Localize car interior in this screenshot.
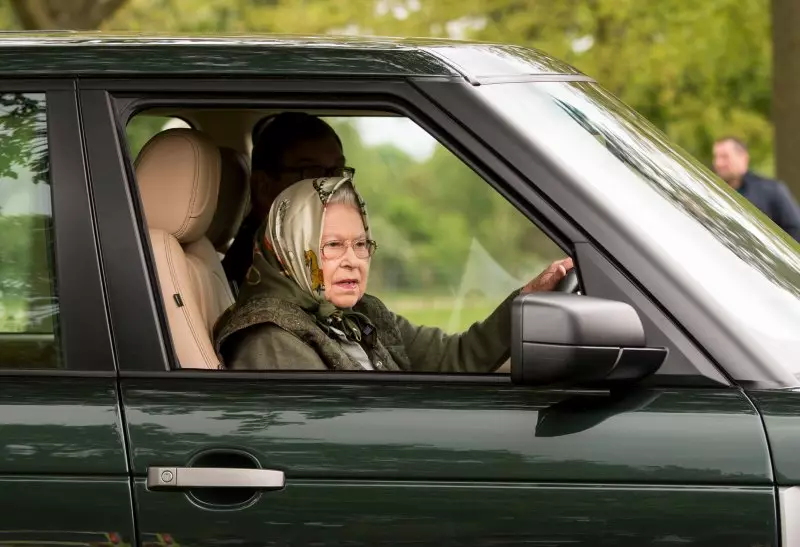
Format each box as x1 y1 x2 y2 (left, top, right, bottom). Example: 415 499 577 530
128 109 278 369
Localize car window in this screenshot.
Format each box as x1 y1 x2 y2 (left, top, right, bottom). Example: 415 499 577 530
475 81 800 384
0 92 60 369
126 110 564 371
126 115 192 160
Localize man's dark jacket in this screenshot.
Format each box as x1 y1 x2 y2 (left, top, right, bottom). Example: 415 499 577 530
222 212 261 291
737 171 800 241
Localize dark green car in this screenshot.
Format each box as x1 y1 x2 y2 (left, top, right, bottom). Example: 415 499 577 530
0 32 798 546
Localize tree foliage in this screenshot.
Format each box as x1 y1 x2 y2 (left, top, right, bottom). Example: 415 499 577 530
0 94 48 188
1 0 778 176
10 0 128 30
102 0 776 176
0 94 54 334
771 0 800 198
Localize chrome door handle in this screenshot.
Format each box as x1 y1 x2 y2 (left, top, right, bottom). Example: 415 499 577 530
147 467 285 490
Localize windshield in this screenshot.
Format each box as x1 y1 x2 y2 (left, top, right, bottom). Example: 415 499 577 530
475 81 800 384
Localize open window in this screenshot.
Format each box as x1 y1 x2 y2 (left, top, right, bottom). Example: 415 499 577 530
122 106 565 372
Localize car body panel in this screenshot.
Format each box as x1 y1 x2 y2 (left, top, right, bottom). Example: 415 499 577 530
0 379 133 545
0 378 127 473
0 483 134 546
133 480 775 547
123 381 772 484
123 379 774 544
748 389 800 485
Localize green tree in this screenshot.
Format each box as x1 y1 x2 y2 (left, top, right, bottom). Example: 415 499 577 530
267 0 773 174
772 0 800 198
10 0 129 30
0 94 48 187
1 0 783 180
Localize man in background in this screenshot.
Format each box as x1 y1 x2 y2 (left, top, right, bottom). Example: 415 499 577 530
712 136 800 241
222 113 350 289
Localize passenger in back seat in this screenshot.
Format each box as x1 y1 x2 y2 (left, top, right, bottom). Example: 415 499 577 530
222 112 350 290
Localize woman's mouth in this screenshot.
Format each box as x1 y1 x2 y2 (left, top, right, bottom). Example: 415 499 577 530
334 279 359 290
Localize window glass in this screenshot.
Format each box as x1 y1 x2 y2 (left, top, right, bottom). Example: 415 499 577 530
126 115 191 160
326 116 564 332
475 81 800 384
0 93 59 369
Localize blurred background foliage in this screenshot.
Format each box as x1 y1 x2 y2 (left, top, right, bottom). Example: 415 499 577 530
2 0 780 175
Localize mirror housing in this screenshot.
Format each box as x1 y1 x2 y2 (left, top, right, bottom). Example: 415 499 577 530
510 293 666 386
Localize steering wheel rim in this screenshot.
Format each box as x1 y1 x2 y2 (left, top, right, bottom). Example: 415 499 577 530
555 268 580 294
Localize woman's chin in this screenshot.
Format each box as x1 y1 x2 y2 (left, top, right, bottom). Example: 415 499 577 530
328 292 361 309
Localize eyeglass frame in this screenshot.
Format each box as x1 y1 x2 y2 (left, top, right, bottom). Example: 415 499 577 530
320 238 378 260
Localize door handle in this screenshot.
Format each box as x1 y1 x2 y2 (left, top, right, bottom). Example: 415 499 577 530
147 467 285 490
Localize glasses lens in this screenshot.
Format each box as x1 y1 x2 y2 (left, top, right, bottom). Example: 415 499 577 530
353 241 368 259
353 240 376 259
322 241 344 260
322 240 375 260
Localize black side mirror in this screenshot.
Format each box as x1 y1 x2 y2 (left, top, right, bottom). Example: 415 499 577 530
510 293 667 386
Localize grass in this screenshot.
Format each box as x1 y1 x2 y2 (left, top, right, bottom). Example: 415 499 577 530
377 292 500 333
0 298 29 332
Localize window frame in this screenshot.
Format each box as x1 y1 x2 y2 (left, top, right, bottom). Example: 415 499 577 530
0 80 114 375
78 77 726 386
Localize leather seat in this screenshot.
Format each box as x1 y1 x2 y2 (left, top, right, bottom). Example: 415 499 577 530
206 147 250 254
136 128 234 369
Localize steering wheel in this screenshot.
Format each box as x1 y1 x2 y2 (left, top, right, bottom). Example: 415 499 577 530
555 268 580 294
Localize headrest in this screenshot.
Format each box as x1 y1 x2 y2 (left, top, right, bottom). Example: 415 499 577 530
136 128 221 244
206 147 250 251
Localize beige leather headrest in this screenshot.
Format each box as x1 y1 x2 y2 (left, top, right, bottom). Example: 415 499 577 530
207 147 250 251
136 128 221 244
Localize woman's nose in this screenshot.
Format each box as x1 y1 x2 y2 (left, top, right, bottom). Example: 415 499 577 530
339 246 358 266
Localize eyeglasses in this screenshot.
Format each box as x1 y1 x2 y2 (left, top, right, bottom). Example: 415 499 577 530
279 165 355 181
320 238 377 260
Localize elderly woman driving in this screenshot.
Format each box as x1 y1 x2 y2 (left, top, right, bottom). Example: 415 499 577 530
213 176 573 371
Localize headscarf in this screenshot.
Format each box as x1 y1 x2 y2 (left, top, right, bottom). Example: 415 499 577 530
237 176 376 343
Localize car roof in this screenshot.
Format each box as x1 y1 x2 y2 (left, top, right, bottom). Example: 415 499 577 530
0 32 585 82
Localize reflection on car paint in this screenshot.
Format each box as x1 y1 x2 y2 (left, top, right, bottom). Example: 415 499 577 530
0 531 129 547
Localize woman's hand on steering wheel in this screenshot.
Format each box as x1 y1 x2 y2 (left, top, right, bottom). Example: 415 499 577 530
554 268 580 293
521 257 575 294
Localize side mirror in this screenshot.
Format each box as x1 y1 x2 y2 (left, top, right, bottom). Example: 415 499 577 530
510 293 667 386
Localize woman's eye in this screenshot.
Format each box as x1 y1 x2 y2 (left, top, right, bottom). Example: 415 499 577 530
354 241 368 250
326 241 344 249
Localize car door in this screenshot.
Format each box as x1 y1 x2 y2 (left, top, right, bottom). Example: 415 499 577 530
80 79 777 547
0 82 134 545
